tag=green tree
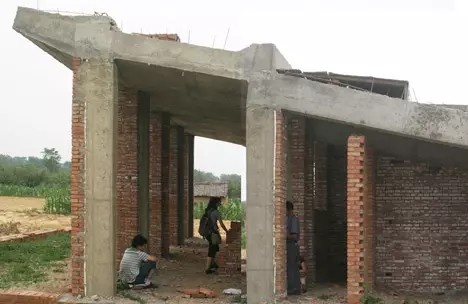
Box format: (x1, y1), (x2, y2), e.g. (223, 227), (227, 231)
(41, 148), (62, 173)
(194, 169), (219, 183)
(220, 174), (241, 199)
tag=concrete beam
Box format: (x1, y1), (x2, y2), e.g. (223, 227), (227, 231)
(249, 73), (468, 149)
(246, 106), (277, 303)
(80, 59), (118, 296)
(13, 7), (290, 79)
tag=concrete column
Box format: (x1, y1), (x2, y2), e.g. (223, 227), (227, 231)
(80, 59), (118, 296)
(187, 135), (195, 238)
(137, 91), (150, 241)
(246, 107), (287, 303)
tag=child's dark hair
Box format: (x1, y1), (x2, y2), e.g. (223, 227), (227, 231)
(131, 234), (148, 248)
(286, 200), (294, 211)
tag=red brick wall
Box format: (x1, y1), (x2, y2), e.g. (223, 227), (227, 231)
(289, 115), (306, 254)
(375, 156), (468, 293)
(161, 115), (171, 257)
(274, 111), (287, 297)
(304, 123), (315, 284)
(116, 86), (139, 268)
(218, 221), (242, 274)
(184, 135), (190, 239)
(346, 135), (375, 304)
(0, 291), (65, 304)
(71, 57), (85, 296)
(149, 112), (162, 256)
(169, 127), (178, 246)
(314, 142), (328, 211)
(326, 145), (347, 283)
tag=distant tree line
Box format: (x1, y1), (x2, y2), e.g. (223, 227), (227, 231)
(0, 151), (241, 200)
(0, 148), (70, 188)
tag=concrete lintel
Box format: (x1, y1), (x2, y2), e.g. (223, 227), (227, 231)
(80, 59), (118, 296)
(249, 73), (468, 149)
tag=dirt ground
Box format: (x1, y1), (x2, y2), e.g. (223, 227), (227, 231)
(3, 197), (466, 303)
(0, 196), (70, 236)
(0, 196), (247, 303)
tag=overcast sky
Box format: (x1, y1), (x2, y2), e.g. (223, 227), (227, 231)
(1, 0), (467, 200)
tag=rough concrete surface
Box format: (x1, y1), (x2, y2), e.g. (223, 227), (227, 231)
(13, 6), (468, 150)
(245, 107), (276, 304)
(79, 59), (118, 296)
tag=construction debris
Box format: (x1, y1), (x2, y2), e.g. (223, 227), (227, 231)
(183, 288), (216, 298)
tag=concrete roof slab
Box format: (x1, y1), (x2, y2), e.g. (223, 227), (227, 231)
(252, 73), (468, 149)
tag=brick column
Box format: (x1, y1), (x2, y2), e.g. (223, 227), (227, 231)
(176, 126), (186, 245)
(149, 112), (162, 257)
(71, 57), (85, 296)
(169, 127), (178, 246)
(116, 86), (139, 269)
(304, 121), (315, 285)
(184, 135), (190, 239)
(218, 221), (242, 273)
(274, 111), (287, 298)
(288, 115), (306, 254)
(347, 135), (375, 304)
(161, 114), (171, 257)
(187, 135), (195, 238)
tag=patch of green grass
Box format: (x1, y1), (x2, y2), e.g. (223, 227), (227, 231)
(0, 232), (70, 288)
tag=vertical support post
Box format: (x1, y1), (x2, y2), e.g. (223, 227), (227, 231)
(149, 111), (162, 257)
(137, 91), (150, 241)
(347, 135), (375, 304)
(246, 107), (286, 303)
(75, 59), (118, 296)
(161, 114), (171, 257)
(187, 135), (195, 238)
(177, 126), (185, 245)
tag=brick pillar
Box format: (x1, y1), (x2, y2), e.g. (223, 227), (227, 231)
(71, 57), (85, 296)
(218, 221), (242, 273)
(176, 127), (186, 245)
(274, 111), (287, 298)
(288, 115), (306, 254)
(347, 135), (375, 304)
(169, 127), (178, 246)
(116, 86), (139, 269)
(161, 115), (171, 257)
(149, 112), (162, 256)
(187, 135), (195, 238)
(304, 121), (315, 285)
(184, 135), (190, 239)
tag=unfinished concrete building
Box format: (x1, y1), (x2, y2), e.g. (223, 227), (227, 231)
(13, 7), (468, 304)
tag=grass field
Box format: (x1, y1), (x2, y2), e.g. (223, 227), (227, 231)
(0, 232), (70, 289)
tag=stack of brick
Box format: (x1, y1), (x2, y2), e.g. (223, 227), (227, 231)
(218, 221), (242, 274)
